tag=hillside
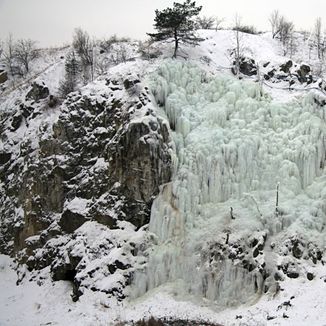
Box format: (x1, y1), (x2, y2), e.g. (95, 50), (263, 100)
(0, 30), (326, 326)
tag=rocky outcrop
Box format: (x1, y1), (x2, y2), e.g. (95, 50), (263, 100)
(25, 81), (49, 101)
(280, 60), (293, 73)
(232, 56), (258, 76)
(263, 60), (314, 86)
(197, 230), (325, 305)
(296, 64), (311, 83)
(200, 231), (270, 303)
(0, 73), (172, 300)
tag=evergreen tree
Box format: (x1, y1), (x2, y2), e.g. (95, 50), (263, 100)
(59, 51), (79, 97)
(148, 0), (202, 58)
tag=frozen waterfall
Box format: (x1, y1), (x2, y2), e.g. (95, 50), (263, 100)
(132, 61), (326, 306)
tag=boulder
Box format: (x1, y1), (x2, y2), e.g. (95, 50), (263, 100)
(232, 57), (257, 76)
(280, 60), (293, 73)
(10, 114), (23, 131)
(26, 81), (49, 101)
(58, 209), (87, 233)
(296, 64), (311, 83)
(48, 95), (58, 108)
(307, 272), (314, 281)
(239, 57), (257, 76)
(123, 76), (141, 90)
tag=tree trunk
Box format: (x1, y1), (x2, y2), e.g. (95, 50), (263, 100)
(173, 29), (178, 58)
(235, 29), (240, 78)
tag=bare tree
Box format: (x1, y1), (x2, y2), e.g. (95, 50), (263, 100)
(3, 34), (17, 77)
(322, 29), (326, 60)
(111, 43), (129, 64)
(275, 183), (280, 217)
(288, 32), (297, 58)
(278, 17), (294, 55)
(314, 17), (322, 59)
(98, 37), (114, 53)
(72, 28), (96, 82)
(95, 56), (110, 75)
(196, 16), (215, 29)
(233, 14), (242, 78)
(269, 10), (280, 38)
(215, 17), (224, 31)
(301, 29), (309, 43)
(138, 40), (162, 60)
(269, 10), (295, 53)
(14, 39), (38, 74)
(72, 28), (93, 66)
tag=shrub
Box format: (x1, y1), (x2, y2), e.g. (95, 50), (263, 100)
(138, 41), (162, 60)
(134, 317), (164, 326)
(233, 25), (257, 34)
(99, 35), (130, 53)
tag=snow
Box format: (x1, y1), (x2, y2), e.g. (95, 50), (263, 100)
(0, 46), (67, 101)
(1, 253), (326, 326)
(64, 197), (90, 215)
(1, 29), (326, 325)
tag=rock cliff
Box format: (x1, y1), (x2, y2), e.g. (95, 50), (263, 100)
(0, 74), (172, 299)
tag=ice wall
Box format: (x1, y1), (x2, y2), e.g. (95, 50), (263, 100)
(132, 60), (326, 306)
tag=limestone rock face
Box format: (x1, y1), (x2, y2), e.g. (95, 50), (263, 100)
(0, 72), (172, 299)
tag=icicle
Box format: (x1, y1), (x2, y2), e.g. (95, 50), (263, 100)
(132, 60), (326, 307)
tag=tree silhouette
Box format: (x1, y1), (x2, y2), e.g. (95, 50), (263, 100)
(148, 0), (202, 58)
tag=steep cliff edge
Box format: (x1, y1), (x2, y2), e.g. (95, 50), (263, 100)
(0, 72), (172, 299)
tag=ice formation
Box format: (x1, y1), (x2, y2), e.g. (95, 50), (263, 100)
(132, 60), (326, 306)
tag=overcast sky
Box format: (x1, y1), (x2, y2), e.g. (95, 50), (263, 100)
(0, 0), (324, 47)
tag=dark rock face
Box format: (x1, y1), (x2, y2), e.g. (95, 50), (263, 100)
(0, 70), (8, 84)
(0, 74), (172, 299)
(0, 152), (11, 165)
(58, 210), (87, 233)
(25, 81), (49, 101)
(280, 60), (293, 73)
(239, 57), (257, 76)
(275, 235), (324, 281)
(232, 56), (257, 76)
(10, 113), (23, 131)
(296, 64), (311, 83)
(264, 60), (316, 87)
(283, 236), (323, 264)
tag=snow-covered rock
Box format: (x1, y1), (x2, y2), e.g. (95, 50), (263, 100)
(0, 66), (172, 300)
(1, 28), (326, 325)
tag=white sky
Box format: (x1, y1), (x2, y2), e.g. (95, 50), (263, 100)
(0, 0), (325, 47)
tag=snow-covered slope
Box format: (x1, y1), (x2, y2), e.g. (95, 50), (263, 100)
(1, 30), (326, 326)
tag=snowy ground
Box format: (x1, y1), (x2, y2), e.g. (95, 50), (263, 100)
(1, 30), (326, 326)
(1, 254), (326, 326)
